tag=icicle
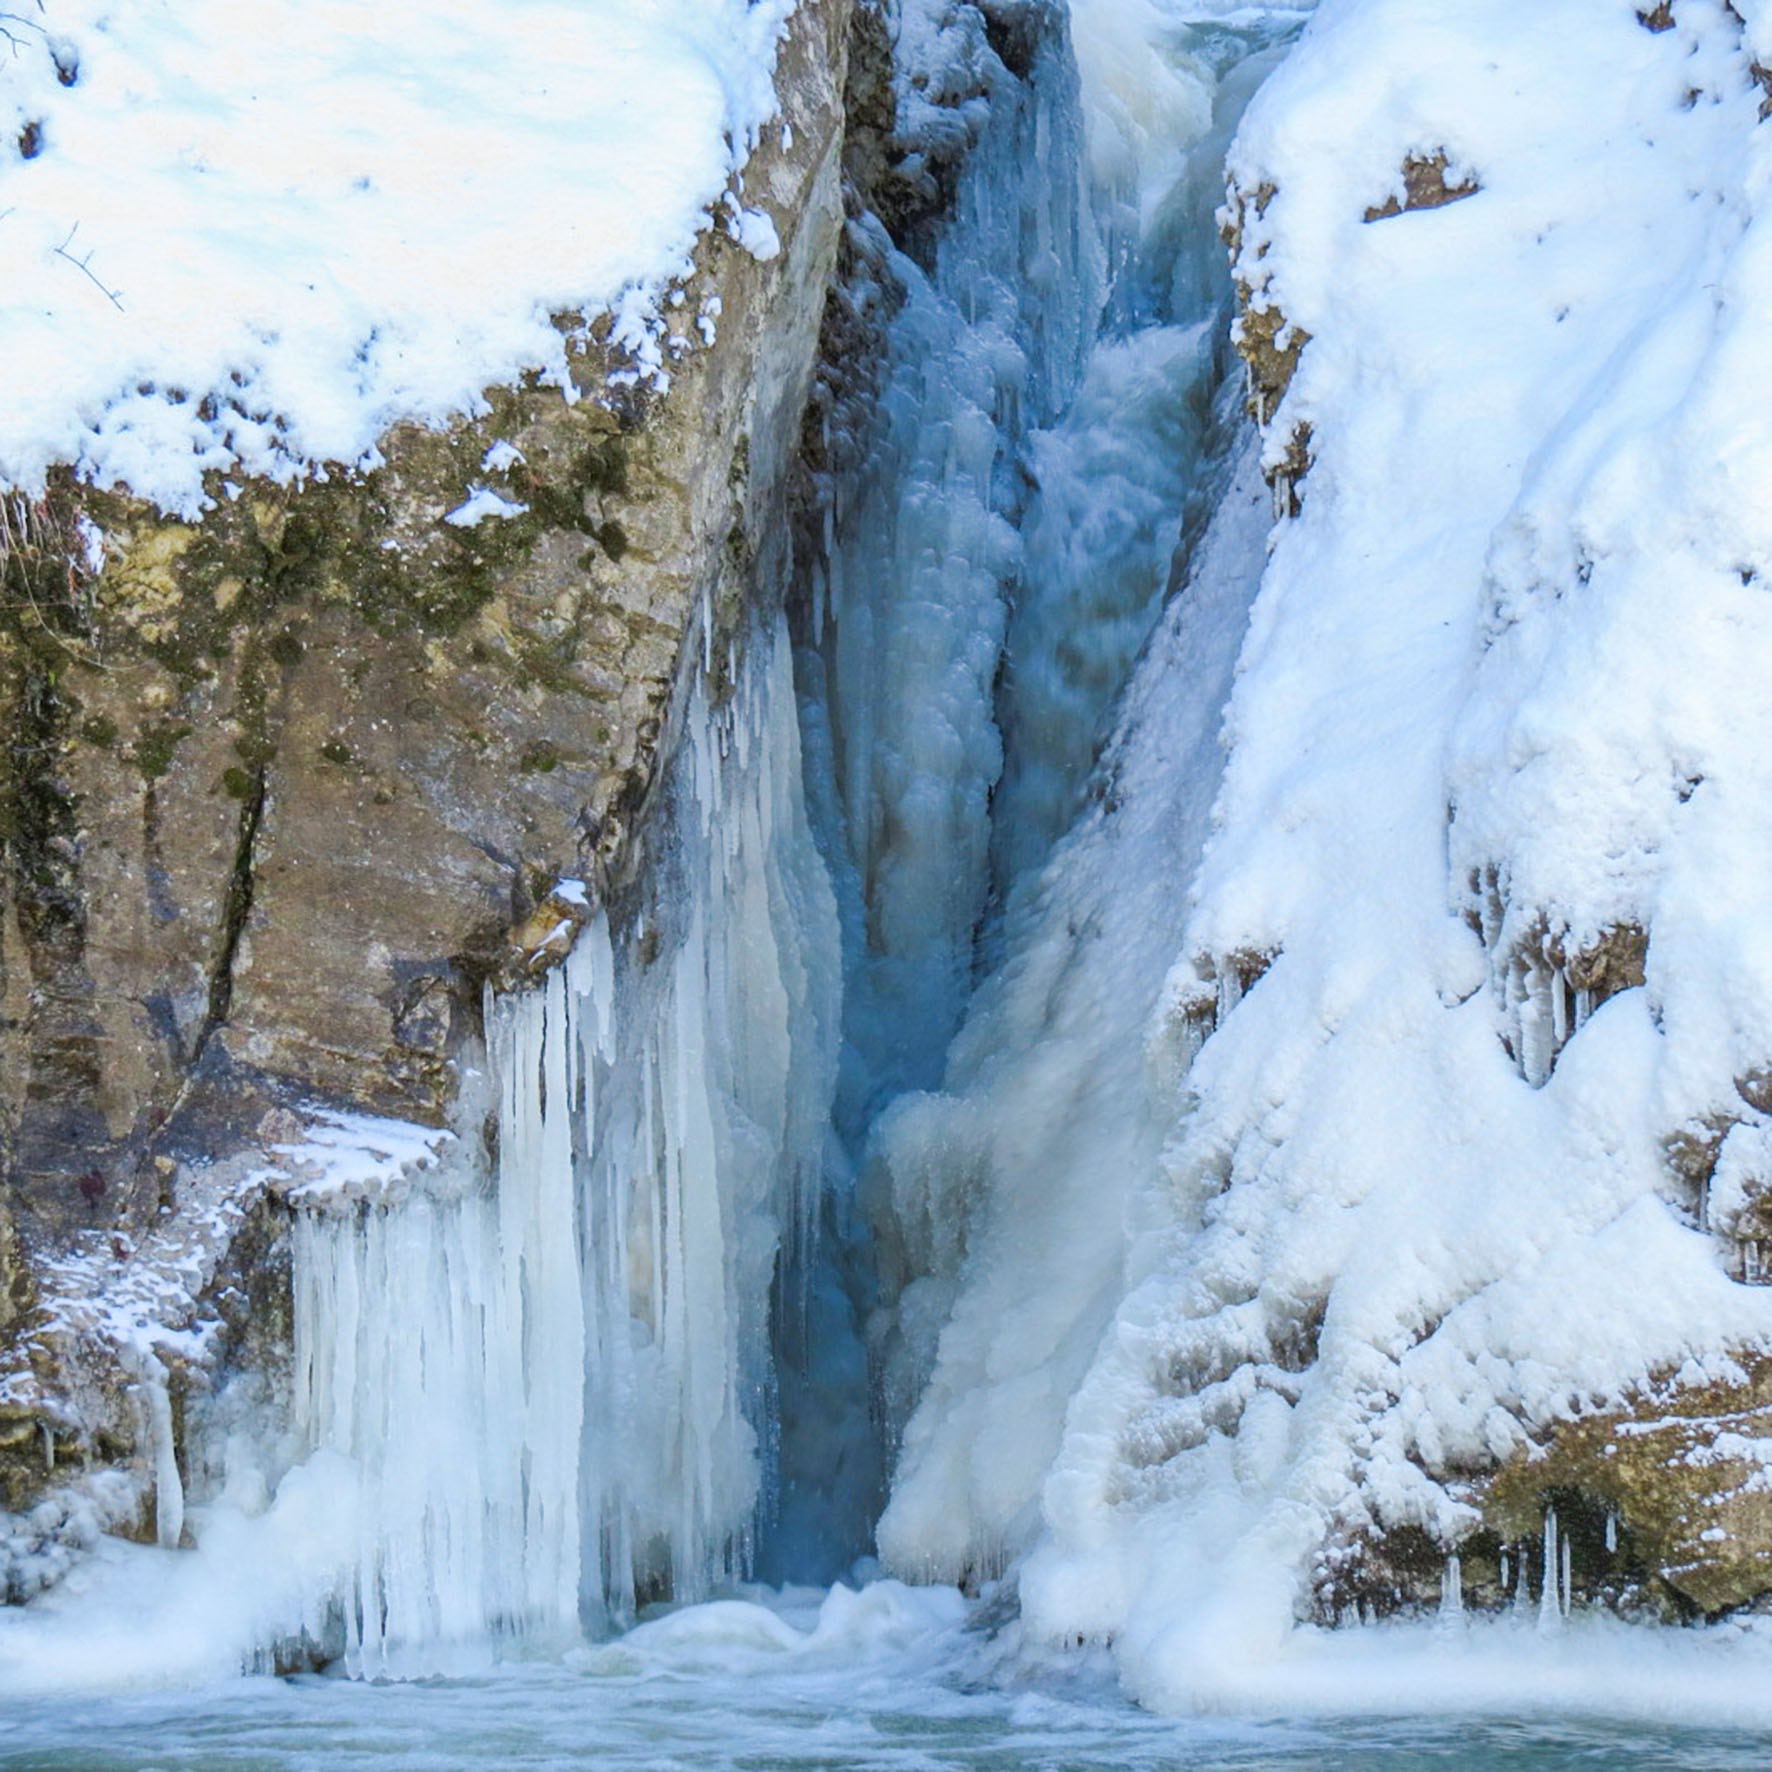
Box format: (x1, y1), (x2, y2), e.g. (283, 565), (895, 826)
(1438, 1552), (1464, 1624)
(1538, 1508), (1562, 1632)
(1560, 1525), (1572, 1619)
(1519, 959), (1555, 1086)
(139, 1355), (184, 1551)
(1500, 1548), (1511, 1592)
(1605, 1508), (1618, 1554)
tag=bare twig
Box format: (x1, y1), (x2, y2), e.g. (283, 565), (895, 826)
(0, 4), (44, 56)
(53, 224), (124, 311)
(0, 492), (111, 671)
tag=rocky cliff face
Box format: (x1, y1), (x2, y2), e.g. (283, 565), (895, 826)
(0, 0), (853, 1530)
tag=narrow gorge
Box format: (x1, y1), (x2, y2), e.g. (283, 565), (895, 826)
(6, 0), (1772, 1752)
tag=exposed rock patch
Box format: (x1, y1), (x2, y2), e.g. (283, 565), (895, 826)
(1362, 151), (1481, 222)
(1487, 1365), (1772, 1615)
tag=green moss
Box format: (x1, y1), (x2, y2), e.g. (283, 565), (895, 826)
(518, 740), (562, 774)
(267, 627), (305, 667)
(515, 437), (630, 542)
(318, 739), (354, 767)
(79, 713), (118, 749)
(133, 721), (193, 783)
(220, 765), (256, 801)
(512, 632), (593, 698)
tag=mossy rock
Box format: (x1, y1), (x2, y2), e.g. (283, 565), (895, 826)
(1487, 1361), (1772, 1615)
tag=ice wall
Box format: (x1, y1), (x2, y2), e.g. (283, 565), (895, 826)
(807, 1), (1301, 1549)
(287, 614), (838, 1672)
(805, 0), (1096, 1135)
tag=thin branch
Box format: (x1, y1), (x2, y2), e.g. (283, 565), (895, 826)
(0, 4), (44, 56)
(53, 223), (124, 311)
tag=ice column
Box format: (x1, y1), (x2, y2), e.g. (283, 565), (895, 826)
(810, 13), (1095, 1122)
(1437, 1552), (1463, 1624)
(1538, 1508), (1564, 1632)
(138, 1354), (184, 1551)
(570, 616), (840, 1623)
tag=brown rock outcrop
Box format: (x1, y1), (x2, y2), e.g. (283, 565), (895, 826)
(0, 1), (853, 1252)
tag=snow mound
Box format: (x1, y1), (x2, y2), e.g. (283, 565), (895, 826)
(0, 0), (794, 513)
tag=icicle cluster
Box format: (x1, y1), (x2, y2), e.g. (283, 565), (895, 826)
(288, 616), (839, 1673)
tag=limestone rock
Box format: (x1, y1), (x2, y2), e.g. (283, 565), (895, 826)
(0, 0), (853, 1250)
(1222, 180), (1312, 512)
(1362, 151), (1481, 223)
(1486, 1364), (1772, 1615)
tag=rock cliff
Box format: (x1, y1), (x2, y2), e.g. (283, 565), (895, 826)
(0, 0), (853, 1533)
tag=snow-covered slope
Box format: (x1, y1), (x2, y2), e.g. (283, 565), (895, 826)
(878, 0), (1772, 1707)
(0, 0), (792, 512)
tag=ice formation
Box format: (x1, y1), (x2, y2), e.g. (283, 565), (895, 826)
(804, 0), (1093, 1135)
(283, 614), (837, 1672)
(833, 0), (1294, 1571)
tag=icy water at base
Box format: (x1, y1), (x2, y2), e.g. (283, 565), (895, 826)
(9, 1580), (1772, 1771)
(7, 1671), (1768, 1772)
(7, 1653), (1772, 1771)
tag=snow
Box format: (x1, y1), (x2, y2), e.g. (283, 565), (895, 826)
(0, 0), (795, 514)
(442, 487), (529, 527)
(479, 440), (525, 475)
(725, 193), (783, 262)
(874, 0), (1772, 1715)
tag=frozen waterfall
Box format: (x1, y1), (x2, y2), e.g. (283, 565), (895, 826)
(251, 0), (1304, 1676)
(274, 0), (1305, 1670)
